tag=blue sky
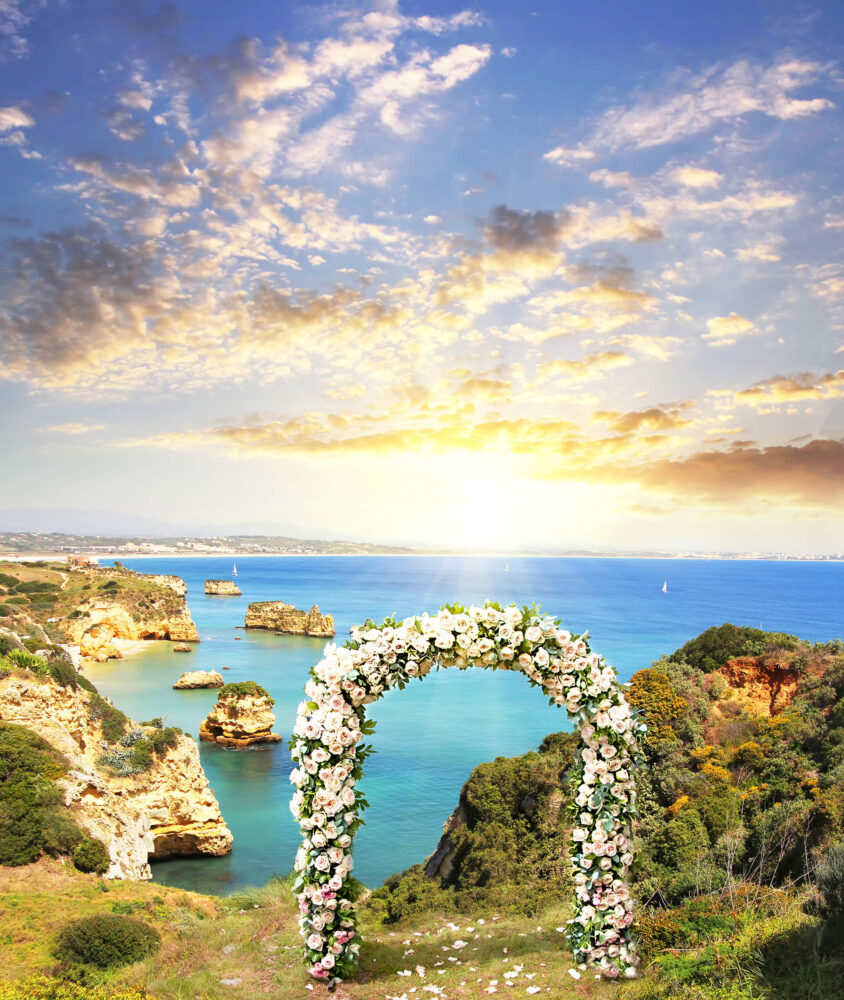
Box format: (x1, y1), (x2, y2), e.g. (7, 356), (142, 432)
(0, 0), (842, 552)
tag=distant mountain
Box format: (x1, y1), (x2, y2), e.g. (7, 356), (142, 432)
(0, 508), (190, 536)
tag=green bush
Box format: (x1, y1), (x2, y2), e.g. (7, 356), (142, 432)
(87, 694), (128, 743)
(54, 914), (160, 968)
(40, 807), (85, 856)
(72, 837), (110, 874)
(218, 680), (272, 702)
(0, 722), (73, 866)
(4, 648), (49, 674)
(804, 841), (844, 952)
(12, 581), (59, 595)
(0, 634), (22, 655)
(0, 573), (19, 588)
(669, 623), (801, 672)
(76, 673), (98, 694)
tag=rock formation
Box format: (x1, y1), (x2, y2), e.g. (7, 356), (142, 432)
(244, 601), (334, 637)
(173, 671), (224, 689)
(199, 682), (282, 748)
(205, 580), (242, 596)
(150, 575), (187, 597)
(64, 596), (199, 663)
(0, 673), (232, 879)
(173, 643), (192, 652)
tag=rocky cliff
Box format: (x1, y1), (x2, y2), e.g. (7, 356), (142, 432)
(150, 575), (187, 597)
(64, 601), (199, 662)
(0, 673), (232, 879)
(243, 601), (334, 637)
(199, 682), (282, 747)
(205, 580), (242, 596)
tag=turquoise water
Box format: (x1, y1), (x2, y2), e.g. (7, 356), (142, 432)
(84, 555), (844, 895)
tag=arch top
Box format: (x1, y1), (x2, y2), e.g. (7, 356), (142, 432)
(289, 602), (643, 984)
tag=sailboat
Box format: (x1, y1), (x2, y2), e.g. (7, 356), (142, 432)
(233, 563), (238, 577)
(504, 562), (509, 572)
(661, 580), (667, 594)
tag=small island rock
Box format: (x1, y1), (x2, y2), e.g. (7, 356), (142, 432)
(173, 643), (193, 652)
(205, 580), (243, 597)
(244, 601), (334, 637)
(199, 682), (282, 748)
(173, 670), (225, 690)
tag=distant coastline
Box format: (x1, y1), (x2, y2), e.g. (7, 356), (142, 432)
(2, 549), (842, 563)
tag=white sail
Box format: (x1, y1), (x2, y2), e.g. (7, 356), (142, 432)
(233, 563), (238, 577)
(661, 580), (667, 593)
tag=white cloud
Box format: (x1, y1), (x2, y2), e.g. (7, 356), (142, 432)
(667, 165), (723, 189)
(545, 57), (834, 165)
(703, 313), (756, 346)
(0, 104), (33, 131)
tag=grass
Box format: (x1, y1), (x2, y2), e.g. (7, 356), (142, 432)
(1, 861), (840, 1000)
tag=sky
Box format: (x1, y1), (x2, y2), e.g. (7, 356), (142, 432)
(0, 0), (842, 554)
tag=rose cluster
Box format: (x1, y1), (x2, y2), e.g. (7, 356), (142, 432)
(289, 603), (642, 982)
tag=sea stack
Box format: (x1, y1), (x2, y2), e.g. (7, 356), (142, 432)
(173, 670), (225, 689)
(199, 682), (282, 748)
(244, 601), (334, 637)
(205, 580), (242, 596)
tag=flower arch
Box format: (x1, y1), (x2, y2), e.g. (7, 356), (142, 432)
(289, 603), (643, 984)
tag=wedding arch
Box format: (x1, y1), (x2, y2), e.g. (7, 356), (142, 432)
(289, 603), (643, 983)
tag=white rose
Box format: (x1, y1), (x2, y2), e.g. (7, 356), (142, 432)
(306, 933), (323, 951)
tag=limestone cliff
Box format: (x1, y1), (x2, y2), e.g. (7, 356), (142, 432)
(244, 601), (334, 637)
(150, 575), (187, 597)
(0, 674), (232, 879)
(205, 580), (242, 596)
(199, 683), (281, 748)
(64, 598), (198, 663)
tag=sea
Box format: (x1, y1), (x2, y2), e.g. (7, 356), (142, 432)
(83, 555), (844, 897)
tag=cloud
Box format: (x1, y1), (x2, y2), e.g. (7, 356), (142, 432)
(0, 0), (40, 59)
(482, 204), (566, 251)
(543, 143), (596, 167)
(116, 403), (844, 511)
(0, 104), (33, 130)
(703, 312), (756, 346)
(535, 350), (634, 383)
(629, 439), (844, 508)
(593, 404), (695, 433)
(734, 370), (844, 407)
(46, 422), (106, 434)
(667, 165), (723, 189)
(545, 58), (835, 164)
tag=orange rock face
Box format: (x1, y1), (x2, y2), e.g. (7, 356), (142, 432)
(716, 656), (801, 716)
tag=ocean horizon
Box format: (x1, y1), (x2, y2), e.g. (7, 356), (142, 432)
(84, 554), (844, 897)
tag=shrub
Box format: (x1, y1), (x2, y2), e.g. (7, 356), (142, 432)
(40, 808), (85, 856)
(4, 648), (49, 674)
(76, 673), (98, 694)
(0, 633), (22, 655)
(11, 581), (58, 595)
(87, 694), (128, 743)
(0, 572), (19, 588)
(0, 723), (72, 866)
(0, 975), (155, 999)
(218, 680), (273, 702)
(72, 837), (110, 874)
(804, 841), (844, 952)
(54, 914), (160, 968)
(669, 623), (801, 673)
(46, 655), (78, 690)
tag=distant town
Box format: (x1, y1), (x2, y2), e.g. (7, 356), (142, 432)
(0, 531), (840, 561)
